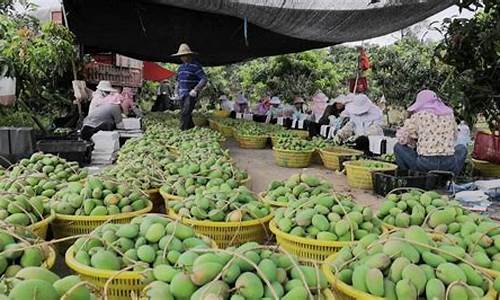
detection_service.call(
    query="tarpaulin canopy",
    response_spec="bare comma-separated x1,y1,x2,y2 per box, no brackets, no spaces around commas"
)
143,61,176,81
63,0,454,66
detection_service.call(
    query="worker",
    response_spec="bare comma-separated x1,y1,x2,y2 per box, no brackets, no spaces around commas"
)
218,95,234,112
234,94,250,113
394,90,467,175
152,79,175,112
319,94,351,125
310,91,329,122
172,43,207,130
80,96,125,141
255,96,271,116
334,94,383,150
291,96,309,120
120,87,142,117
88,81,118,114
266,97,283,119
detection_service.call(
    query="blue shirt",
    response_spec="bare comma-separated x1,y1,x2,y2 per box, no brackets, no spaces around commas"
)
176,61,207,98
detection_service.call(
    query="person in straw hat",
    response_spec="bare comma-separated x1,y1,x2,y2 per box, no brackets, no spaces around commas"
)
172,43,208,130
88,80,118,115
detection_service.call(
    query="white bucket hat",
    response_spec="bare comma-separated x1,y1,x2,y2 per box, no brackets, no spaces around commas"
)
344,94,373,115
270,97,281,105
171,43,197,57
96,80,117,93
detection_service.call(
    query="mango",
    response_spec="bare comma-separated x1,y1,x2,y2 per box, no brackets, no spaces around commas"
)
425,278,445,300
396,278,417,300
20,247,43,267
401,264,427,295
365,268,384,297
53,275,91,300
191,281,229,300
436,263,466,285
170,272,197,299
384,279,397,300
9,279,58,300
191,262,224,285
16,267,61,284
352,265,369,292
90,250,121,270
422,251,446,267
235,272,264,299
389,257,410,282
448,285,468,300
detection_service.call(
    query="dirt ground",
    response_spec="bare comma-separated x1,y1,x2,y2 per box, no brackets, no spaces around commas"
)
225,139,383,210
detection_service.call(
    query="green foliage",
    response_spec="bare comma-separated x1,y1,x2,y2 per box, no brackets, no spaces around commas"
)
437,0,500,128
0,12,76,125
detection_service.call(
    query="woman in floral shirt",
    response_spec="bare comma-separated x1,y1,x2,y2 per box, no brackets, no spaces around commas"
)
394,90,467,175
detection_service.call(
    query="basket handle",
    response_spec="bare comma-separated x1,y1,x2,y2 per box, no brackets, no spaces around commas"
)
387,187,426,195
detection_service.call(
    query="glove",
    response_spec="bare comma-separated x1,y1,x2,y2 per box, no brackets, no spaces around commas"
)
189,89,197,97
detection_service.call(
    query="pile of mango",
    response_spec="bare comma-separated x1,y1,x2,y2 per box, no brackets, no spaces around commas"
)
235,121,271,136
0,229,52,277
0,166,5,177
310,136,338,150
8,152,87,182
274,136,314,151
102,158,166,190
273,192,382,241
142,242,329,300
380,153,396,162
71,214,213,271
263,174,332,205
168,186,270,222
0,267,95,300
378,190,452,232
329,226,499,299
50,176,149,216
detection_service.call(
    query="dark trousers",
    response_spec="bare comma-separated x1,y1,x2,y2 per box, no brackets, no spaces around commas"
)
81,122,115,141
394,143,467,175
180,95,196,130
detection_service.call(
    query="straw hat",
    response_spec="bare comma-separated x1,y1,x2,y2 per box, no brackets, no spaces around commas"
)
171,43,197,57
293,96,305,104
96,81,117,93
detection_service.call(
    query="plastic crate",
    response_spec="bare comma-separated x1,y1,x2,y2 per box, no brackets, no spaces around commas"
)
37,139,93,166
372,170,440,196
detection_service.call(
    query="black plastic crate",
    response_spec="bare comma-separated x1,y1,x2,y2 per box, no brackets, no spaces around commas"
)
37,139,93,166
372,170,440,196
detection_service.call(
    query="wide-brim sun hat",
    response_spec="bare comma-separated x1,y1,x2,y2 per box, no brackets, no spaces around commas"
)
329,94,350,105
171,43,197,57
344,94,372,115
96,80,117,93
270,97,281,105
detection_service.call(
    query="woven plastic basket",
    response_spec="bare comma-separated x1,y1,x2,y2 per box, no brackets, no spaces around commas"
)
28,211,55,240
273,148,314,168
42,245,56,269
269,221,353,263
343,160,398,190
52,201,153,250
168,210,273,248
212,110,231,118
322,254,498,300
159,189,184,203
236,134,268,149
65,231,217,300
208,119,219,130
217,123,234,137
319,147,363,171
289,129,309,139
472,158,500,177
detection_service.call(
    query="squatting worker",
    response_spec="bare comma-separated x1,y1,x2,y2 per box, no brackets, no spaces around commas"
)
172,43,208,130
395,90,467,175
81,95,125,141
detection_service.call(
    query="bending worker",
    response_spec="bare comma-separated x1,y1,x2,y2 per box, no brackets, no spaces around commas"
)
172,43,207,130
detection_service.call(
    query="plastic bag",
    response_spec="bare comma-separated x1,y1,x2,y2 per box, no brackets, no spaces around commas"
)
0,76,16,106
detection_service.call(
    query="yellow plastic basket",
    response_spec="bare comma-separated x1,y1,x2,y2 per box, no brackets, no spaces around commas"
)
319,147,364,171
269,221,353,263
28,210,55,240
52,201,153,250
322,254,498,300
343,160,398,190
168,210,273,248
212,110,231,118
273,148,314,168
159,189,184,203
65,232,217,300
217,123,234,137
236,134,269,149
258,192,287,208
208,119,219,130
472,158,500,177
